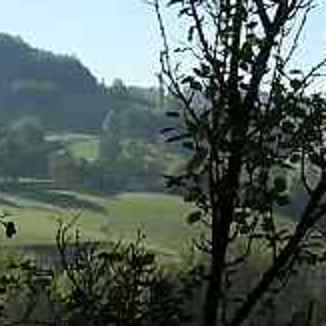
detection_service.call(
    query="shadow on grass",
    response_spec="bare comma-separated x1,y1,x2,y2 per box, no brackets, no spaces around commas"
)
3,185,107,214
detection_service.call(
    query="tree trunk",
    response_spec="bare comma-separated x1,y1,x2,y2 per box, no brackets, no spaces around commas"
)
202,205,230,326
203,262,220,326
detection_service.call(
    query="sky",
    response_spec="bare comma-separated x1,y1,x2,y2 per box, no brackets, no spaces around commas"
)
0,1,324,88
0,0,161,87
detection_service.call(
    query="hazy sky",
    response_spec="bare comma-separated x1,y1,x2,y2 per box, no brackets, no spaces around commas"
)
0,1,325,88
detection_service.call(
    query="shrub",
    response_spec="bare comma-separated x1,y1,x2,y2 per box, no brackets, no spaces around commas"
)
53,222,199,326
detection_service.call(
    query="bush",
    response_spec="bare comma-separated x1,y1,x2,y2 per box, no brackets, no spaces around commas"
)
52,223,199,326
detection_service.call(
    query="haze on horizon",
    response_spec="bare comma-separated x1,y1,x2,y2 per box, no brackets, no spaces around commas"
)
0,0,325,88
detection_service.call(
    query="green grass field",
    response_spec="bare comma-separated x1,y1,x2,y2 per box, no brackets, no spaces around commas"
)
31,133,191,255
69,138,100,160
33,133,294,259
46,132,100,160
0,189,193,256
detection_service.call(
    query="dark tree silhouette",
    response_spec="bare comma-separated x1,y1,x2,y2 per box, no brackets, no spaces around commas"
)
149,0,326,325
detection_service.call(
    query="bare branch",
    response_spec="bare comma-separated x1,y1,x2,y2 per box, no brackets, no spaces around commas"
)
254,0,272,33
301,148,313,195
284,3,314,65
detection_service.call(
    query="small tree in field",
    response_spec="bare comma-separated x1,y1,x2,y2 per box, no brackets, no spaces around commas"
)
147,0,326,325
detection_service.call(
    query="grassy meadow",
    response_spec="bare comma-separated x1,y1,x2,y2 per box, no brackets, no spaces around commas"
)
0,133,191,256
69,137,100,160
0,134,293,262
0,187,194,256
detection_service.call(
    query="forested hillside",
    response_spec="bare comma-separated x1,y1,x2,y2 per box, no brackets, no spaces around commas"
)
0,34,156,132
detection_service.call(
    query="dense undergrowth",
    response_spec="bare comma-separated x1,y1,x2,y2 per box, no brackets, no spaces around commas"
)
0,222,324,326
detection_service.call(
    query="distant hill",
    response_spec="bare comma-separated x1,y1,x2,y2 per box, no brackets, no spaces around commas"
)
0,33,112,132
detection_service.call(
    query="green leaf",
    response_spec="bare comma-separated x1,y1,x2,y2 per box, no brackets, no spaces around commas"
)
181,76,194,85
5,222,16,238
160,127,175,134
187,149,207,172
290,153,300,164
193,68,203,77
275,194,290,207
182,141,194,150
181,76,202,91
194,65,210,78
179,7,190,17
240,223,251,235
184,186,203,202
166,111,180,118
190,80,202,91
166,133,190,143
247,21,258,29
240,82,250,90
167,0,183,6
273,176,287,193
188,26,195,42
187,210,202,224
262,218,274,233
240,62,249,72
310,153,322,166
289,69,303,75
201,63,210,76
240,41,254,63
281,120,295,133
290,79,302,91
143,253,155,265
164,175,184,188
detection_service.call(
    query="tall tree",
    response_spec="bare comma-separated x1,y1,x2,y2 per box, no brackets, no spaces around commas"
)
149,0,326,325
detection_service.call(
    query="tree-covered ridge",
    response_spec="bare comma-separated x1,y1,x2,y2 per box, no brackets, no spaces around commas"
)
0,33,109,132
0,33,99,93
0,34,171,134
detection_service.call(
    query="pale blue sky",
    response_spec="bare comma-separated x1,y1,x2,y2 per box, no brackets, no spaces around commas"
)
0,1,324,88
0,0,160,87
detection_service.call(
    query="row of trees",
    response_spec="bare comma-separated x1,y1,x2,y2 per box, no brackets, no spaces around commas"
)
98,103,175,192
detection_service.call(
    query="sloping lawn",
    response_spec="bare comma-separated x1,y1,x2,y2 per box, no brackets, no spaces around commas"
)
0,190,193,255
